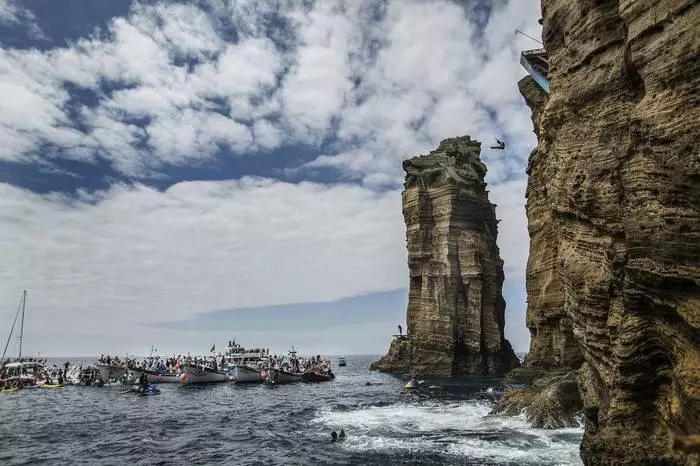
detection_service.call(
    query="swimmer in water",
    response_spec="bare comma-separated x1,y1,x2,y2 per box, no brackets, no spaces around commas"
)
339,429,346,441
331,431,338,443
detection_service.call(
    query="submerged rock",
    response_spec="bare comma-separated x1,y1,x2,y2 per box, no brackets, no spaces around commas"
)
371,136,520,376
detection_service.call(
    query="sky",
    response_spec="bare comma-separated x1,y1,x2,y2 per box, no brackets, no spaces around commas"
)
0,0,542,357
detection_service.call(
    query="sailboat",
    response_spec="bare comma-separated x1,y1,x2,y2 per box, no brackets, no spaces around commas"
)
1,291,45,391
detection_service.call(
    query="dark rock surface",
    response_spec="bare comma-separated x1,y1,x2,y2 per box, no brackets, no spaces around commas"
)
492,371,583,429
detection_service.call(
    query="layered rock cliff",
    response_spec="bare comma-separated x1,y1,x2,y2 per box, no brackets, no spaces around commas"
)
531,1,700,464
371,136,520,376
520,75,584,374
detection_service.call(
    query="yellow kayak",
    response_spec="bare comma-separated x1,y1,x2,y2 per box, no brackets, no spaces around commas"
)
42,384,63,389
1,387,20,393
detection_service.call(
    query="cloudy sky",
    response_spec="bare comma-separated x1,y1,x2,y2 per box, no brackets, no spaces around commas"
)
1,0,541,357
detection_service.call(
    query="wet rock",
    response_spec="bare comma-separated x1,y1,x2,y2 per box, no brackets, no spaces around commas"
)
492,371,583,429
371,136,520,376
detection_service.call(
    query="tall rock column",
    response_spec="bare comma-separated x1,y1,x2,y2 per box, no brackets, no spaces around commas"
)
538,0,700,464
371,136,520,376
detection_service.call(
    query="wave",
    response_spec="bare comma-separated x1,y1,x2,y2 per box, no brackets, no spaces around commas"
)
312,400,583,465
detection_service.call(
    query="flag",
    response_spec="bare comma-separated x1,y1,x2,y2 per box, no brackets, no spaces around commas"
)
210,344,215,353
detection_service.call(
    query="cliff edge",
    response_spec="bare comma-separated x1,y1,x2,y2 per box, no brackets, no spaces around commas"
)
534,0,700,464
371,136,520,376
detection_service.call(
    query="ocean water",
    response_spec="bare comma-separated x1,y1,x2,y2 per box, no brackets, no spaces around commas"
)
0,356,583,465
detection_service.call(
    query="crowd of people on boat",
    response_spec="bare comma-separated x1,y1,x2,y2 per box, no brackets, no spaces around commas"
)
2,341,342,391
272,354,333,376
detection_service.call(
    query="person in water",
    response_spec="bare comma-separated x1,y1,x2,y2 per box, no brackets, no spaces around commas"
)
339,429,346,441
330,431,338,443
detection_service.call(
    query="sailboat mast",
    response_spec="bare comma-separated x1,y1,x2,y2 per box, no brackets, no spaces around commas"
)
1,292,24,361
18,290,26,360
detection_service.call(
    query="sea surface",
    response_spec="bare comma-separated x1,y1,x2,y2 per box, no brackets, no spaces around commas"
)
0,356,583,465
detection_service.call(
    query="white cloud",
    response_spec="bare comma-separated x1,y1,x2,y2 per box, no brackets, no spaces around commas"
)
0,179,407,355
0,0,544,354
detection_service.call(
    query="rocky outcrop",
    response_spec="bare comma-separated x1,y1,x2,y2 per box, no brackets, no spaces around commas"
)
532,1,700,464
493,371,583,428
520,75,584,372
371,136,520,376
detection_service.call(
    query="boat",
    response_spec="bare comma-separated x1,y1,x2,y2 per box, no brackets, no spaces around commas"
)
42,384,63,389
1,291,47,390
302,371,335,382
1,361,45,388
97,364,126,384
264,367,303,385
404,379,424,390
180,364,229,384
337,358,347,367
119,384,161,396
138,385,161,396
222,340,267,383
234,365,263,383
128,366,181,384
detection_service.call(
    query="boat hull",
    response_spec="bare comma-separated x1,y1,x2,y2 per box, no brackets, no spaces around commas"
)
234,365,262,383
181,365,228,384
97,364,126,383
129,367,181,384
265,368,302,384
302,372,334,383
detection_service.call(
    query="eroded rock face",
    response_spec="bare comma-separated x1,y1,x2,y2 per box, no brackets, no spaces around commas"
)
520,76,584,372
492,371,583,429
371,136,520,376
537,0,700,464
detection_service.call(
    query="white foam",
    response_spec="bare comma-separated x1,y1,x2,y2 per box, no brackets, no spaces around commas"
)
313,400,583,465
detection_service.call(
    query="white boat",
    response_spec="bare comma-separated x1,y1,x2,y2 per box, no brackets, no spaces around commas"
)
97,364,125,383
1,291,48,389
233,365,262,383
222,339,268,384
264,368,302,385
128,367,181,383
181,364,228,384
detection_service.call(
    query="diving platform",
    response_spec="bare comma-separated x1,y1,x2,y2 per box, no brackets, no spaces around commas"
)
520,48,549,93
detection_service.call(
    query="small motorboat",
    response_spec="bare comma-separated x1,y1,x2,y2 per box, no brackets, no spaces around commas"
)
263,368,302,385
139,385,161,396
404,379,424,390
97,363,126,384
120,384,161,396
302,371,335,383
180,364,229,384
128,366,181,384
233,365,263,383
337,358,347,367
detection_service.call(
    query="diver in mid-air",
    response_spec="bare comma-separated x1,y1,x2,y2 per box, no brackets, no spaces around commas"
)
490,138,506,150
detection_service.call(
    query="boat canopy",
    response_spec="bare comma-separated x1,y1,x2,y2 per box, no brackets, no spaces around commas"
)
520,48,549,93
3,361,41,368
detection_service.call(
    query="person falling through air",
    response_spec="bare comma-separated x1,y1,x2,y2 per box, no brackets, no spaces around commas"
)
490,139,506,150
398,324,402,336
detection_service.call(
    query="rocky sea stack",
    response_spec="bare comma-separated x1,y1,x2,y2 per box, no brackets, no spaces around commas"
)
371,136,520,376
